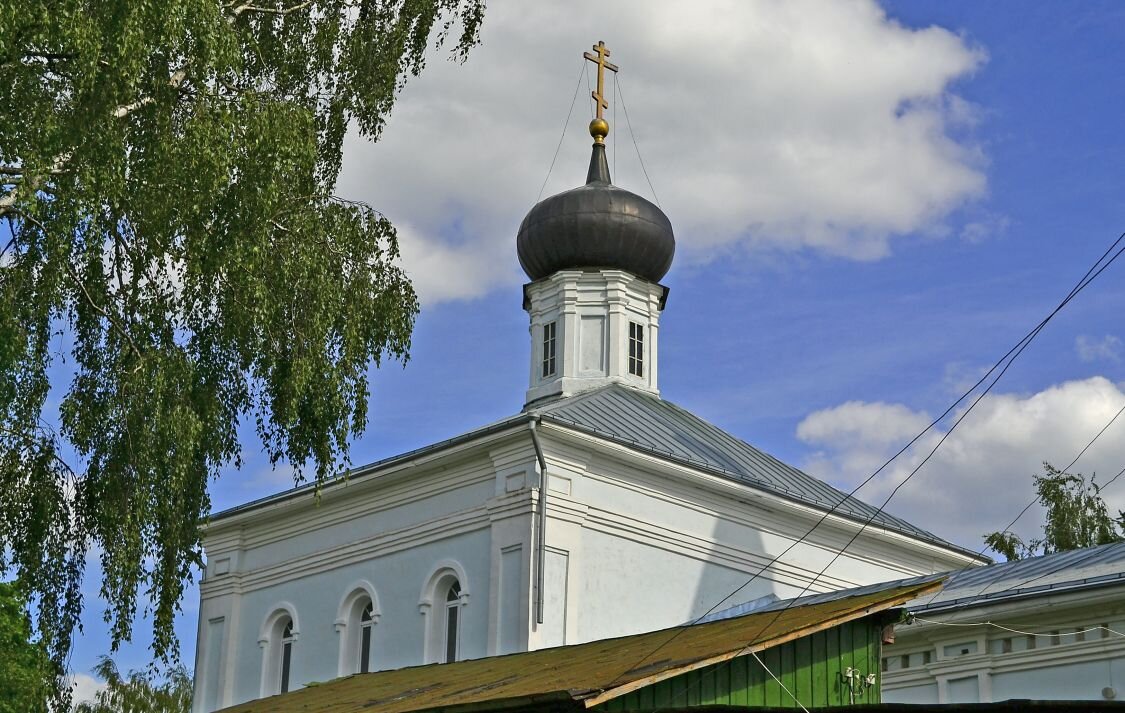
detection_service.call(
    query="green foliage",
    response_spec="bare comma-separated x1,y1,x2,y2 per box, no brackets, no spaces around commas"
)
983,462,1124,560
75,658,191,713
0,0,484,698
0,581,54,713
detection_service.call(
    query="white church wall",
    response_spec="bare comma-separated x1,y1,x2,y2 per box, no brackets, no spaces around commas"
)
527,425,975,649
195,414,981,711
232,458,498,574
195,433,542,712
220,527,494,707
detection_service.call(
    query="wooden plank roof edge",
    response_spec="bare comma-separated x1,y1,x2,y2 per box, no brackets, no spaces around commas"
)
577,577,944,709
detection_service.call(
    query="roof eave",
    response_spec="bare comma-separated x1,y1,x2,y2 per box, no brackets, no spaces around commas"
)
204,414,534,529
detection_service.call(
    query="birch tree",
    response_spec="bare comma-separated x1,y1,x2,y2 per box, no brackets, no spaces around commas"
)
0,0,484,699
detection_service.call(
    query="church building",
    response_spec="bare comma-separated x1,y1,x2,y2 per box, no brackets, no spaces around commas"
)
191,42,983,713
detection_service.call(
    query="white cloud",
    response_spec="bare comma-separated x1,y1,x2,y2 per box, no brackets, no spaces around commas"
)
797,376,1125,550
68,672,106,706
1076,334,1122,363
960,213,1010,243
337,0,987,304
941,360,991,396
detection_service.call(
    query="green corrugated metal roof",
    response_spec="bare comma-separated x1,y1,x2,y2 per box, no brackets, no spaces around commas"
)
216,578,942,713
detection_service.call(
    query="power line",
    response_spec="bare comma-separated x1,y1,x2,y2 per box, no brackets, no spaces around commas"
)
606,229,1125,692
734,230,1125,635
751,650,810,713
1063,403,1125,474
912,617,1125,640
615,74,661,207
536,60,587,204
924,400,1125,606
956,461,1125,602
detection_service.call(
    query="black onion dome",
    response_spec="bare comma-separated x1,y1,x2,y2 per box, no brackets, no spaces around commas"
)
517,143,675,283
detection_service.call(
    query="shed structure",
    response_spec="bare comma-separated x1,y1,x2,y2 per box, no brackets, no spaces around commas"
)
217,578,941,713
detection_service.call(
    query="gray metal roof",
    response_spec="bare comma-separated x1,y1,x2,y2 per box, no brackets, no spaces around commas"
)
910,540,1125,613
532,384,968,553
212,384,975,561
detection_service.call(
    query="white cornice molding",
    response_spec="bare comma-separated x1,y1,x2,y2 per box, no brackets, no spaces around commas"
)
209,462,497,556
229,506,493,594
204,424,529,535
900,585,1125,633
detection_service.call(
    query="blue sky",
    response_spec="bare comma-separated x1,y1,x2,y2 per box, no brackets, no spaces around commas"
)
67,0,1125,697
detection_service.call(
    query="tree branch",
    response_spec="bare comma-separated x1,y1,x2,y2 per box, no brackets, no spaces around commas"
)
228,0,312,18
1,64,186,215
112,69,187,118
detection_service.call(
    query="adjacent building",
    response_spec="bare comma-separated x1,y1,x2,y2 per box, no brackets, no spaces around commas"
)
884,541,1125,703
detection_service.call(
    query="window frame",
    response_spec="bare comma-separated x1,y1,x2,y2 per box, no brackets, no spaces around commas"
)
443,581,462,663
542,321,557,378
280,621,294,693
359,602,374,674
628,321,644,377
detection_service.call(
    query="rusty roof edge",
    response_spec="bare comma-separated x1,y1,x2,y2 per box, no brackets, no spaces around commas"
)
576,578,946,709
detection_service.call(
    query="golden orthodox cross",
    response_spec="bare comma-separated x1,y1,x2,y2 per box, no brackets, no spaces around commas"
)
583,41,619,122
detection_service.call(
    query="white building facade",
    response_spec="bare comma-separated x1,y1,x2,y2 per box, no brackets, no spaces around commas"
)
884,542,1125,704
192,137,983,712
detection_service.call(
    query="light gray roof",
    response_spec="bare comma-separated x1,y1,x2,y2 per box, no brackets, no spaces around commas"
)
212,384,976,560
697,572,948,624
910,540,1125,613
532,384,970,554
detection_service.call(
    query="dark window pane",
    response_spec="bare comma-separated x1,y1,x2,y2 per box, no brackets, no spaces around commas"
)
281,641,292,693
361,625,372,674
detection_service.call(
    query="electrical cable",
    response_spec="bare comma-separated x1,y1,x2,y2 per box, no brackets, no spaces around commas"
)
536,60,587,204
912,617,1125,640
733,230,1125,633
953,461,1125,601
751,650,810,712
615,75,661,207
922,400,1125,607
606,230,1125,694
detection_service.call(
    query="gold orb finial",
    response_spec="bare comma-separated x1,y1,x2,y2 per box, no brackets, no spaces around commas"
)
589,117,609,143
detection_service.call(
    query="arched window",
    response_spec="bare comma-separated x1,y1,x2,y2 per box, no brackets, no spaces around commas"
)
336,583,380,676
259,606,299,697
360,602,374,673
419,560,469,664
444,581,461,663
